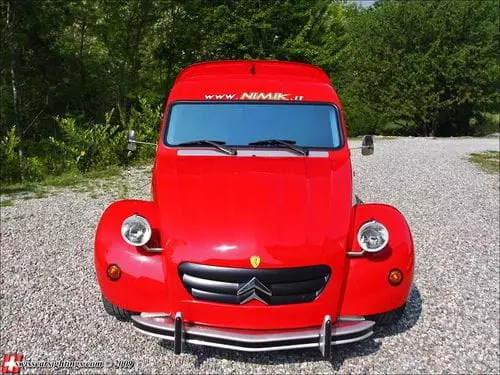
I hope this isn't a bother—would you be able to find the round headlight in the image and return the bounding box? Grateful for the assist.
[357,220,389,253]
[121,215,151,246]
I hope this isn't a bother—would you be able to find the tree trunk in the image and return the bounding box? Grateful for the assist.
[165,5,176,96]
[131,0,152,91]
[416,118,429,137]
[117,19,131,127]
[5,1,20,130]
[5,1,24,181]
[79,16,87,116]
[430,124,436,137]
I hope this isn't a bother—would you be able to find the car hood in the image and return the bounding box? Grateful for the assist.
[154,152,353,267]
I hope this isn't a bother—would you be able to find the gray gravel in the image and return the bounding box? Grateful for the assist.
[1,137,499,374]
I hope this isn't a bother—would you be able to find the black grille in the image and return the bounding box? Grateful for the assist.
[178,262,331,305]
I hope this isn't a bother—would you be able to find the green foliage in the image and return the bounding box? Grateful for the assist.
[52,98,161,173]
[0,127,23,182]
[343,0,499,136]
[0,127,46,182]
[55,111,124,171]
[125,98,162,162]
[340,95,386,136]
[377,121,420,137]
[0,0,499,183]
[0,100,160,183]
[281,1,355,72]
[469,112,500,136]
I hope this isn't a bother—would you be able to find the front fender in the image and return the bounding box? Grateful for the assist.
[339,203,414,316]
[94,200,170,313]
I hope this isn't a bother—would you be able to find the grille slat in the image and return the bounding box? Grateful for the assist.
[269,277,328,296]
[191,288,246,304]
[182,274,240,294]
[179,262,331,305]
[270,292,318,305]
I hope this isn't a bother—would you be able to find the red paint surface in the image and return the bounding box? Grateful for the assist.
[95,60,414,329]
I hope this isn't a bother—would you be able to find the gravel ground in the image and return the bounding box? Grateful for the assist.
[1,137,499,374]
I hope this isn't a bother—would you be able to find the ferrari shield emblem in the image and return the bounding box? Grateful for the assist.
[250,256,260,268]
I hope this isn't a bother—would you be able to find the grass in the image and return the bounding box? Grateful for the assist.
[0,199,14,207]
[0,183,38,195]
[468,150,500,174]
[0,165,124,200]
[42,166,122,187]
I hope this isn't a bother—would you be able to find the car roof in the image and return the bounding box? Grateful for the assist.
[175,60,331,84]
[168,60,340,104]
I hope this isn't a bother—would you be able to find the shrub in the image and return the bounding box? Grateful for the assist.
[55,109,126,172]
[1,99,162,184]
[22,137,78,176]
[0,127,23,183]
[126,98,162,163]
[470,112,500,136]
[342,95,385,136]
[377,120,420,136]
[0,127,49,183]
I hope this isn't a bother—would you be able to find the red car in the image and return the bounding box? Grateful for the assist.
[95,60,414,358]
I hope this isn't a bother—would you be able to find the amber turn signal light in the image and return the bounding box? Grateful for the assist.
[107,264,121,281]
[388,269,403,286]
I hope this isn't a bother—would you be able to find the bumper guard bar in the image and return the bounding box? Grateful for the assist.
[131,313,374,358]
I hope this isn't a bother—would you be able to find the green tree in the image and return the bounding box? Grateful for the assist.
[1,0,499,184]
[344,0,499,136]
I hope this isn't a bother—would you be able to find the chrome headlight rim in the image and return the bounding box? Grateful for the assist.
[357,220,389,253]
[121,214,152,247]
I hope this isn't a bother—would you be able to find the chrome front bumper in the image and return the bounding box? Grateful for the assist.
[131,313,375,358]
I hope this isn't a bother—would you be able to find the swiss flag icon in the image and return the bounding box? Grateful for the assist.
[1,354,23,374]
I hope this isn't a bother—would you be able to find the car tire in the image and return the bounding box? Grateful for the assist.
[366,303,406,326]
[102,295,137,321]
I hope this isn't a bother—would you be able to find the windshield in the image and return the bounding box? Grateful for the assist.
[165,102,342,149]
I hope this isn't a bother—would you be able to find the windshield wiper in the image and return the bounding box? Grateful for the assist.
[176,140,236,155]
[248,139,309,156]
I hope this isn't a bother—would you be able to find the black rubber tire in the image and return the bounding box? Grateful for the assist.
[366,303,406,326]
[102,295,137,321]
